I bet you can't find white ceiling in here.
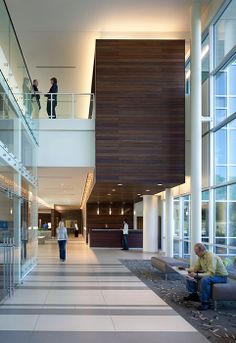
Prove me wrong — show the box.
[37,167,93,209]
[6,0,212,93]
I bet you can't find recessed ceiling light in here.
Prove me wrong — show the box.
[157,183,163,186]
[117,183,123,186]
[137,193,141,196]
[107,193,111,196]
[145,189,150,192]
[112,189,116,192]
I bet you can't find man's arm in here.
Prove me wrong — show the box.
[187,258,201,273]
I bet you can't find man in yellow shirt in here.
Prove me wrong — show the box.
[184,243,228,310]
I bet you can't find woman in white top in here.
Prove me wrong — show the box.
[56,221,68,261]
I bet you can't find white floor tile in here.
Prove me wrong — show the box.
[111,315,197,332]
[102,290,167,305]
[0,315,38,330]
[35,315,115,331]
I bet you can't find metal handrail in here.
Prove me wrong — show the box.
[0,237,15,299]
[9,92,96,119]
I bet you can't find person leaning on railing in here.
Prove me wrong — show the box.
[183,243,228,310]
[45,77,58,119]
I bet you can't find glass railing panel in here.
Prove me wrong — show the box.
[39,93,95,119]
[9,25,28,105]
[0,0,10,82]
[0,0,39,140]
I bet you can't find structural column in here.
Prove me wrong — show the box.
[165,188,173,257]
[161,198,166,254]
[143,195,158,252]
[13,117,22,284]
[190,0,202,264]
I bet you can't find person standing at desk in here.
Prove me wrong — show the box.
[121,219,129,250]
[45,77,58,119]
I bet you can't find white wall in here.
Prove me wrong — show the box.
[133,201,143,229]
[38,119,95,167]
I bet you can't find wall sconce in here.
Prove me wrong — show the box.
[121,202,125,215]
[97,202,100,215]
[109,205,112,215]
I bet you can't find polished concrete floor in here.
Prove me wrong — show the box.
[0,237,209,343]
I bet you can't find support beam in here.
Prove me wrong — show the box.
[190,0,202,264]
[143,195,158,252]
[165,189,173,257]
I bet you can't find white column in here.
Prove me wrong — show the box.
[143,195,158,252]
[165,188,173,257]
[13,118,21,284]
[161,198,166,253]
[133,209,137,230]
[190,0,202,264]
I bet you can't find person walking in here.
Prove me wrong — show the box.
[45,77,58,118]
[184,243,228,310]
[121,219,129,250]
[56,221,68,262]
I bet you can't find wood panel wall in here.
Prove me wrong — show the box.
[95,39,185,186]
[86,203,133,230]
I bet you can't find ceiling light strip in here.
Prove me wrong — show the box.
[80,172,94,210]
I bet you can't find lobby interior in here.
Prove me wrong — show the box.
[1,0,236,342]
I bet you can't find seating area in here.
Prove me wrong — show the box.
[212,278,236,309]
[151,256,189,280]
[151,255,236,310]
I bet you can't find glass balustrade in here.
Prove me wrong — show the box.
[11,93,95,120]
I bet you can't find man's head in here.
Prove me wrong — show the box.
[194,243,206,257]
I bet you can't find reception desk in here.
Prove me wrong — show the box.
[89,228,143,248]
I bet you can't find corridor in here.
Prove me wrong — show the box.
[0,238,208,343]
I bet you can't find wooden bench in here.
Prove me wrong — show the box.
[151,256,189,280]
[212,277,236,310]
[38,236,46,244]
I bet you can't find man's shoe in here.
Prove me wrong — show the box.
[183,293,199,302]
[197,302,210,311]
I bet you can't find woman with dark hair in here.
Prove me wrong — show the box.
[45,77,58,118]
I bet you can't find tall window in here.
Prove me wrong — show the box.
[202,191,209,243]
[214,0,236,66]
[214,57,236,126]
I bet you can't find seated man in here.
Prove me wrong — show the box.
[184,243,228,310]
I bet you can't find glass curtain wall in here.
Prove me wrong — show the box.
[173,0,236,271]
[0,0,39,136]
[0,0,38,288]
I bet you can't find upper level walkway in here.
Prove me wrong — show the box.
[0,237,208,343]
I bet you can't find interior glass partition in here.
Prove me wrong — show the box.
[0,0,39,138]
[0,0,38,287]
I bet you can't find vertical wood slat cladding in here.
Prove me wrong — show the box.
[95,39,185,185]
